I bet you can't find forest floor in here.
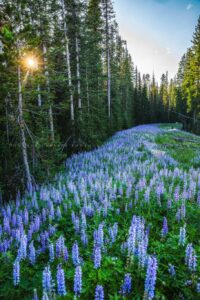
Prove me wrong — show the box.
[1,123,200,299]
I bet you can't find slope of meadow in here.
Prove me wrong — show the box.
[1,124,200,300]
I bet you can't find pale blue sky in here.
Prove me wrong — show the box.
[114,0,200,80]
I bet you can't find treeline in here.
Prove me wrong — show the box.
[134,16,200,130]
[0,0,199,199]
[172,16,200,131]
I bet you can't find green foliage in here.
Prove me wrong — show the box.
[1,25,13,40]
[0,0,136,198]
[155,130,200,167]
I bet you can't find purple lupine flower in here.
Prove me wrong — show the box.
[13,259,20,286]
[95,285,104,300]
[17,215,22,228]
[12,214,17,227]
[49,204,54,220]
[81,228,88,246]
[176,209,181,222]
[180,202,186,219]
[121,273,132,295]
[72,241,80,266]
[57,264,67,296]
[42,266,52,292]
[75,217,80,234]
[42,292,49,300]
[127,223,136,255]
[49,225,56,236]
[197,283,200,293]
[4,216,11,234]
[34,216,40,232]
[174,186,180,201]
[179,225,186,246]
[121,242,127,253]
[71,211,76,225]
[185,280,192,286]
[94,246,101,269]
[161,217,168,237]
[168,264,176,277]
[63,247,68,261]
[109,223,118,243]
[56,206,62,219]
[113,223,118,238]
[74,266,82,296]
[185,244,197,272]
[81,213,87,229]
[138,239,147,269]
[24,208,29,225]
[167,199,172,209]
[108,227,115,243]
[27,228,33,242]
[188,244,197,271]
[49,243,54,262]
[144,256,158,299]
[29,241,36,265]
[15,229,21,242]
[56,236,65,258]
[18,234,27,260]
[97,224,104,247]
[33,289,38,300]
[40,232,48,252]
[42,208,47,222]
[144,188,150,203]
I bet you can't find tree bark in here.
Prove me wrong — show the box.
[76,37,82,110]
[86,67,90,114]
[37,84,42,107]
[18,65,32,187]
[61,0,75,122]
[5,96,10,143]
[105,0,111,118]
[43,44,55,141]
[107,47,111,118]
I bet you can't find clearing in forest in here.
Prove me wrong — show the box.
[1,124,200,299]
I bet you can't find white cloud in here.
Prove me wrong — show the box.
[186,3,193,10]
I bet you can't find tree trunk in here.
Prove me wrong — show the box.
[43,44,55,141]
[86,67,90,114]
[37,84,42,107]
[194,110,196,124]
[105,0,111,118]
[107,47,111,118]
[5,96,10,143]
[61,0,75,123]
[18,65,32,187]
[76,37,82,110]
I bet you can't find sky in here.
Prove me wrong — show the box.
[114,0,200,81]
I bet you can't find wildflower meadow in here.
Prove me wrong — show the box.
[1,124,200,299]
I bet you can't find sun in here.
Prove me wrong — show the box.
[23,55,38,70]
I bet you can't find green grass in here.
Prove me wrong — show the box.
[155,129,200,167]
[158,123,183,130]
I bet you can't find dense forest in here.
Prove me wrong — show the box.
[0,0,199,199]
